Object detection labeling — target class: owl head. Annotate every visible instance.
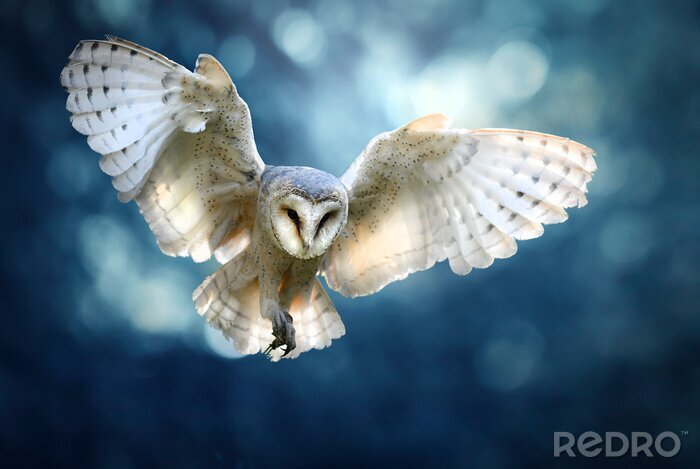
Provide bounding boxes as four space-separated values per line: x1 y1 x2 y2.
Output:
262 167 348 260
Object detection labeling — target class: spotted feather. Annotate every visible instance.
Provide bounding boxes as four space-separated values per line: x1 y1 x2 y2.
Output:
61 36 265 263
322 114 596 297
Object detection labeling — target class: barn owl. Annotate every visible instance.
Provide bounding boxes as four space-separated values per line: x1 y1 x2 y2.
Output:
61 37 596 361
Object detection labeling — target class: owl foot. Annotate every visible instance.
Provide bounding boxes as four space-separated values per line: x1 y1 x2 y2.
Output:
264 311 296 357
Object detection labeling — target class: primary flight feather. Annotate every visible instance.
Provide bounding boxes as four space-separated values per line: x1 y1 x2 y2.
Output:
62 37 596 361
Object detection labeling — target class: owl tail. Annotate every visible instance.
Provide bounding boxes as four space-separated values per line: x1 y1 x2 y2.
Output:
283 279 346 361
193 253 345 361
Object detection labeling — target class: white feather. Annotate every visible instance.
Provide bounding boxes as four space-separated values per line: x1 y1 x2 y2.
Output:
194 257 345 361
62 37 265 263
323 114 596 297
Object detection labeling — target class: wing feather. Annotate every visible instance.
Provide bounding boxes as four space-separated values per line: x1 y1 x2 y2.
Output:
62 37 264 263
322 114 596 297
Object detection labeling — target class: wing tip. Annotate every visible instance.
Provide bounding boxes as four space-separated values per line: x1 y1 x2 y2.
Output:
194 54 233 91
405 113 453 131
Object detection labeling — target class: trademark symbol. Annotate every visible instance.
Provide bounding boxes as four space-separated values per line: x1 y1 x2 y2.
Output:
681 431 689 436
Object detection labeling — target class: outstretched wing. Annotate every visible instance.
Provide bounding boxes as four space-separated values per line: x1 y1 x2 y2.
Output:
322 114 596 297
61 37 264 262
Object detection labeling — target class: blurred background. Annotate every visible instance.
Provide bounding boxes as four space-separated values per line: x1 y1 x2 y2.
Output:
1 0 699 467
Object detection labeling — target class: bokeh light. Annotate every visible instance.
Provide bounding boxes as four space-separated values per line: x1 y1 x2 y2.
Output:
204 325 245 359
488 40 549 101
272 8 327 67
217 34 256 78
474 320 544 392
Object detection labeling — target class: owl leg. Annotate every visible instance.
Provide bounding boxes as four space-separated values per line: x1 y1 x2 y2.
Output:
258 263 297 356
266 309 296 356
260 302 296 357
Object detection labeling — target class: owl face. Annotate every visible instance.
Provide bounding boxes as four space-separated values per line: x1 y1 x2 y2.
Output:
269 190 347 259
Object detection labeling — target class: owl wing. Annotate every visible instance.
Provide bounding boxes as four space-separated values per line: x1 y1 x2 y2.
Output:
61 37 264 263
321 114 596 297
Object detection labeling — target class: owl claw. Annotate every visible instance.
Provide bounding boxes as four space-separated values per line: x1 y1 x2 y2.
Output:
281 344 294 357
266 311 296 358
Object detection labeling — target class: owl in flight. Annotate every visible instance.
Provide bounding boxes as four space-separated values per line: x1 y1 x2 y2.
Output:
61 37 596 361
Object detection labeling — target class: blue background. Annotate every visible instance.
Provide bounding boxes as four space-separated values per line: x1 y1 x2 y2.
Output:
1 0 699 467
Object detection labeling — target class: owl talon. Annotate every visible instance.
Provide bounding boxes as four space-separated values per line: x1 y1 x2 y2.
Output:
267 311 296 358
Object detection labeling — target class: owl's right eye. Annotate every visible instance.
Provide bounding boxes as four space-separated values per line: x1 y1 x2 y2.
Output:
287 209 299 222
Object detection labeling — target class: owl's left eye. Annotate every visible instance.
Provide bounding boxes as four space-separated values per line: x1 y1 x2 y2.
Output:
316 212 333 236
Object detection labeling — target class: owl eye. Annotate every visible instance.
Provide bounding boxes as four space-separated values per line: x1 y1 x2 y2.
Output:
316 212 332 237
287 209 299 222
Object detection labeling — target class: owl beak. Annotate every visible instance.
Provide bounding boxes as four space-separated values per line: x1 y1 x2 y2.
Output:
301 233 314 254
300 223 316 256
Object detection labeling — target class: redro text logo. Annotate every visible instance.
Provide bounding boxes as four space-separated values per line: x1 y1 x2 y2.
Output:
554 431 682 458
